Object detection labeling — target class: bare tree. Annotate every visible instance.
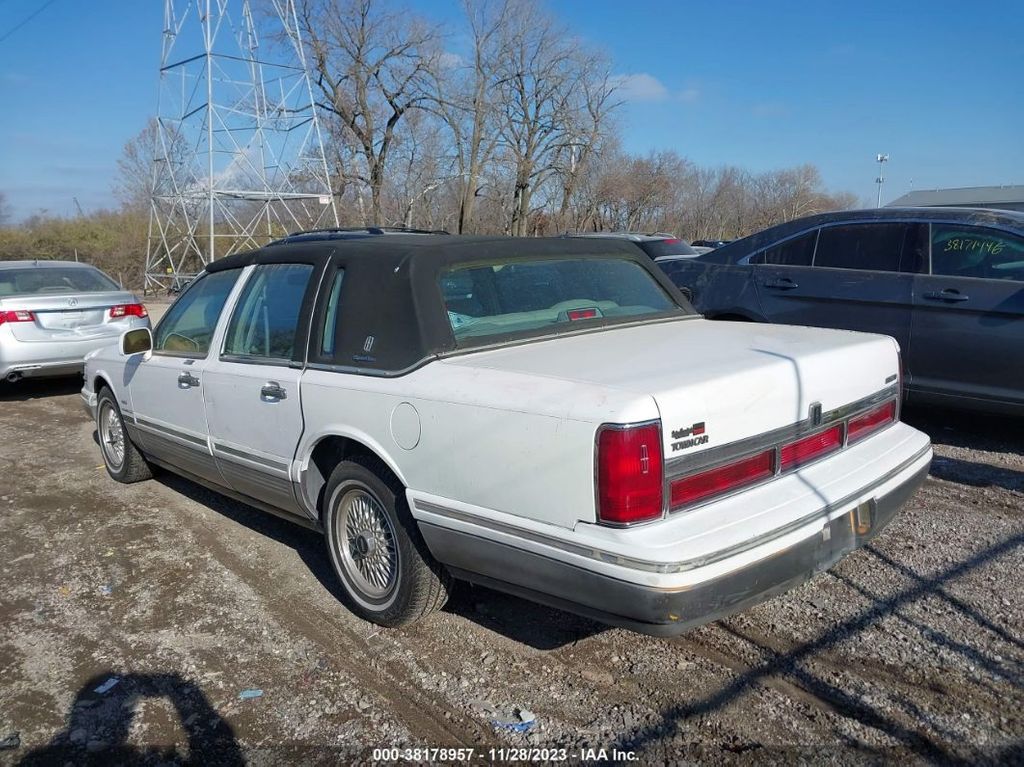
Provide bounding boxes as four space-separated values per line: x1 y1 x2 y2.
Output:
113 118 192 214
298 0 440 224
495 1 590 236
0 192 9 226
428 0 515 234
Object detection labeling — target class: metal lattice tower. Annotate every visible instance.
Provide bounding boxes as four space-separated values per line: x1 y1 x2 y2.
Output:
145 0 338 293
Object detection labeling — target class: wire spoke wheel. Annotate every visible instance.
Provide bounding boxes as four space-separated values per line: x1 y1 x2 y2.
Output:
335 486 399 601
99 402 125 470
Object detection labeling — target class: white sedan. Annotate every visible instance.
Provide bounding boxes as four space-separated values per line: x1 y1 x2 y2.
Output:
82 233 931 635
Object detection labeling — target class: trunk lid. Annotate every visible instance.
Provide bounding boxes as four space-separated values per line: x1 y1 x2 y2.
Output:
0 291 142 342
442 318 900 459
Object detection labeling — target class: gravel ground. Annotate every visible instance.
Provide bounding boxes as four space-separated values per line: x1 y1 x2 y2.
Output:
0 374 1021 765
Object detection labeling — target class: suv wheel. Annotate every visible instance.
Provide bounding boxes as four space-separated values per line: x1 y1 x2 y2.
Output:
97 388 153 483
323 456 450 626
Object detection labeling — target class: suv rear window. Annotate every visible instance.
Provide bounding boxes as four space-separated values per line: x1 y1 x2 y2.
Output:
440 257 681 343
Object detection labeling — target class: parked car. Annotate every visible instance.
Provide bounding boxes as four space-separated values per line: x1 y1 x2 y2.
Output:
82 235 930 636
0 260 150 383
564 232 700 263
692 239 732 249
659 207 1024 416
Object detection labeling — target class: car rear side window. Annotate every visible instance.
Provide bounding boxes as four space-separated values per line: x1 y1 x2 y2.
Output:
440 257 681 343
153 269 240 357
756 230 817 266
930 225 1024 282
223 263 314 361
814 223 906 272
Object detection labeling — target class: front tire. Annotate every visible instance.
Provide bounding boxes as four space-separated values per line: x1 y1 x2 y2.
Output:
97 388 152 483
323 456 450 627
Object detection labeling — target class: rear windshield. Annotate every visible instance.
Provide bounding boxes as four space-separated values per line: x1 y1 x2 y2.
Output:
0 266 118 296
440 257 682 343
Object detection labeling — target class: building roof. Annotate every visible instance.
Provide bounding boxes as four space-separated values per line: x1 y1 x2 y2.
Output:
887 185 1024 209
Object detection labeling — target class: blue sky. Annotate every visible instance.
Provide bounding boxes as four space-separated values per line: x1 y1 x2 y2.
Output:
1 0 1022 220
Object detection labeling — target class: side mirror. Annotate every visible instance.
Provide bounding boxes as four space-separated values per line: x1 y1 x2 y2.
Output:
120 327 153 356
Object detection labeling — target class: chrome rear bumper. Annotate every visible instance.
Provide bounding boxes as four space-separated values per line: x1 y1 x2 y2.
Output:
420 451 930 636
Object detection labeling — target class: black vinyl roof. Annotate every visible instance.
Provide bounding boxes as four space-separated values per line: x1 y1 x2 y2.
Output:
702 207 1024 265
205 235 690 375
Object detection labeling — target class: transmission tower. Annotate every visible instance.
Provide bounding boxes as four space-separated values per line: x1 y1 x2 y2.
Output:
145 0 338 293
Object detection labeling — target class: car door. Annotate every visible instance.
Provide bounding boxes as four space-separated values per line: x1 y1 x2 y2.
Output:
127 268 242 485
753 222 919 353
908 223 1024 410
202 262 322 516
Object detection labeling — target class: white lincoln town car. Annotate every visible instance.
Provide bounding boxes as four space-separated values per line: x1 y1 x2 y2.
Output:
82 233 931 635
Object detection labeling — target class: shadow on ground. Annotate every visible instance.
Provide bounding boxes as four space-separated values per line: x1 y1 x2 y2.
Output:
17 672 242 766
0 375 83 402
610 530 1024 762
154 471 602 651
903 405 1024 457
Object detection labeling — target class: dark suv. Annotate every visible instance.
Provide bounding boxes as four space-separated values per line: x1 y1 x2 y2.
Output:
659 207 1024 416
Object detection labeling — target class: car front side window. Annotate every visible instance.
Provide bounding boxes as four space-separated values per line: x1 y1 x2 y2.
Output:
153 269 240 357
930 225 1024 282
222 263 314 361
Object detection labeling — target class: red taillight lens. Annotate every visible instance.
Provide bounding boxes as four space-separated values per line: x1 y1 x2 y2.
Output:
597 422 663 525
670 449 774 510
109 303 148 319
0 310 34 325
780 425 843 471
848 401 896 444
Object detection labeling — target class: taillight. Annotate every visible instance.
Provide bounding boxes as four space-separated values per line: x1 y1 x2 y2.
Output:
596 422 663 525
670 449 774 511
780 425 843 471
0 310 34 325
848 401 896 444
109 303 148 319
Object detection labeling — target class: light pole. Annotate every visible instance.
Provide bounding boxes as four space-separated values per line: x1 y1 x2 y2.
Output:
875 153 889 208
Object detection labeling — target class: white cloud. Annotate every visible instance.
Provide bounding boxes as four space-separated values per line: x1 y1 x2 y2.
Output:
610 73 670 102
438 51 464 70
610 73 700 105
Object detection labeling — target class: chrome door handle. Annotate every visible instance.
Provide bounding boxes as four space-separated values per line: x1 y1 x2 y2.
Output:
177 371 200 388
763 278 799 290
923 289 969 302
260 381 287 401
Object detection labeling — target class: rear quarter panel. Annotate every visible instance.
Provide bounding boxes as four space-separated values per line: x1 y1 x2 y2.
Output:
297 363 658 529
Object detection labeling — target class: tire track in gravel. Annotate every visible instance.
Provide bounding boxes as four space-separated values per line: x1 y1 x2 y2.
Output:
157 482 497 748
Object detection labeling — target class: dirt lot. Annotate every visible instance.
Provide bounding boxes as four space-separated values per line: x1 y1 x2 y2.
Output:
1 370 1022 764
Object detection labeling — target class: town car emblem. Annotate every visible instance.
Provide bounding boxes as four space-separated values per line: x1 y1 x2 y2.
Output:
671 421 709 452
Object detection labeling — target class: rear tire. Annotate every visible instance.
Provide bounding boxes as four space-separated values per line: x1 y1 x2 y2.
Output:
323 456 451 627
97 388 152 483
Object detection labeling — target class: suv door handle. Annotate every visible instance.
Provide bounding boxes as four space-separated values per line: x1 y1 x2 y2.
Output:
177 371 200 388
923 289 969 302
763 278 799 290
260 381 287 401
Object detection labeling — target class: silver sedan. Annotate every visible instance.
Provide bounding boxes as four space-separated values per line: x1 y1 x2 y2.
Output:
0 260 151 383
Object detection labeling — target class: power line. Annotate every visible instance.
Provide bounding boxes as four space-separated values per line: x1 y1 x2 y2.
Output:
0 0 60 45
